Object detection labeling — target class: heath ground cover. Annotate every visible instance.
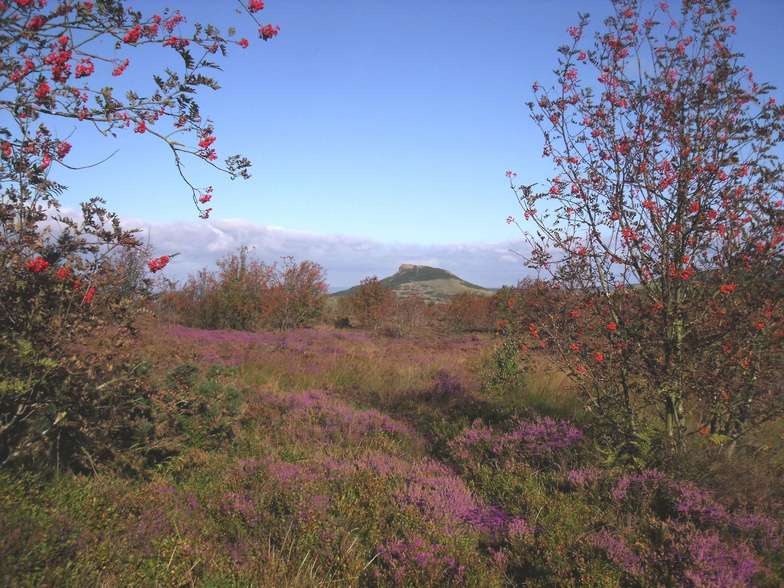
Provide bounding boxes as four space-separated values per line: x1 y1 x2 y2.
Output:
2 320 782 587
1 0 782 586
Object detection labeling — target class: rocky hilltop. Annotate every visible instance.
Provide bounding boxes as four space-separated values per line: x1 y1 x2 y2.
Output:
333 264 495 302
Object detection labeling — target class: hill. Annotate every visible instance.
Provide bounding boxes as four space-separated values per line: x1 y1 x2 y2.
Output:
333 264 495 302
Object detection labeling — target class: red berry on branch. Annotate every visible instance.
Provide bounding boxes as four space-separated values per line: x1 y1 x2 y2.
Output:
82 287 96 305
148 256 171 273
259 24 279 40
25 256 49 272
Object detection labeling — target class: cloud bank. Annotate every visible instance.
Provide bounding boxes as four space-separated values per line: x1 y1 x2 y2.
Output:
133 218 530 290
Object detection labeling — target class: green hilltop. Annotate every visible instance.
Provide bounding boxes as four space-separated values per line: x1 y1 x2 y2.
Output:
333 264 495 302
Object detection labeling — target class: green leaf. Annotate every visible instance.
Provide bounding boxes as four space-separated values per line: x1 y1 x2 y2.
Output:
709 434 731 446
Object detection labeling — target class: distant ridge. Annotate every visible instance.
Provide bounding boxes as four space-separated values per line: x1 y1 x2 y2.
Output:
333 264 495 302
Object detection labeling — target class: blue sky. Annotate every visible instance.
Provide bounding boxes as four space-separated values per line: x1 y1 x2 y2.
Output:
52 0 784 287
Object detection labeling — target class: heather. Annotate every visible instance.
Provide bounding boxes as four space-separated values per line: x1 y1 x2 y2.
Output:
2 0 783 586
2 323 782 586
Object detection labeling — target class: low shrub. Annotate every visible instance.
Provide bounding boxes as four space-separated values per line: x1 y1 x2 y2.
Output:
160 247 327 331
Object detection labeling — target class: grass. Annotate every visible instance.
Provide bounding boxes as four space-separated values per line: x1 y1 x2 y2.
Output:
1 322 781 586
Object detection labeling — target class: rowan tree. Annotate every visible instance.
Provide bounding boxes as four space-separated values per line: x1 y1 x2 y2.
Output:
508 0 783 455
0 0 280 468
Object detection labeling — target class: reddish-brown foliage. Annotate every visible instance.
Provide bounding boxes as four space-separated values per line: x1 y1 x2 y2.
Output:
161 248 326 331
338 276 395 330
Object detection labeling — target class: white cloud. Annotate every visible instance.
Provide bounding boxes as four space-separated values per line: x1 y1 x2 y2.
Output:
129 217 532 290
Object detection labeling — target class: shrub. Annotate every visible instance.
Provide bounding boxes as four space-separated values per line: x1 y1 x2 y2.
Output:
487 337 526 390
442 293 493 333
0 202 157 471
337 276 394 330
383 295 430 338
0 0 278 471
507 0 784 455
161 248 327 331
167 246 276 330
264 257 328 330
450 417 585 471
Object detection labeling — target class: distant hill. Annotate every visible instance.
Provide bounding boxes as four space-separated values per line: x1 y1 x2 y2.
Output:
332 264 495 302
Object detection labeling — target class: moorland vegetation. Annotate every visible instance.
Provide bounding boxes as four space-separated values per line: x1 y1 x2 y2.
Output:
0 0 782 586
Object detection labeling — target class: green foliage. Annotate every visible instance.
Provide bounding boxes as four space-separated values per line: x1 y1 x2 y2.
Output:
0 323 781 586
165 362 200 391
487 338 525 391
598 426 661 470
0 200 159 473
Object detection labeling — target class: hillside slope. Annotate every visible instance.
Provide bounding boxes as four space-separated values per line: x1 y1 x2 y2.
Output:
333 264 495 301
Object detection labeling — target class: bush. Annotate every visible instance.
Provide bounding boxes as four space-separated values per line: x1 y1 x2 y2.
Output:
441 293 494 333
382 295 430 338
265 257 328 330
508 0 784 455
0 201 157 472
337 276 394 331
161 248 327 331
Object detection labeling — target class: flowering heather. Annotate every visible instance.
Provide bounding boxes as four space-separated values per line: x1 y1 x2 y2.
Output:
674 482 729 525
356 451 411 478
602 469 779 583
612 470 733 526
377 535 466 586
684 530 761 588
277 444 521 540
236 453 359 486
185 493 200 511
592 520 765 587
611 469 669 502
589 529 643 577
220 492 258 524
313 454 360 479
503 417 584 456
264 460 319 485
398 467 482 534
395 459 515 537
153 483 177 497
296 493 332 523
464 506 516 539
166 324 370 350
309 494 331 512
565 467 603 490
449 420 496 459
507 517 534 540
228 539 251 567
425 370 467 401
130 507 173 555
450 417 583 468
275 389 416 441
732 513 782 552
